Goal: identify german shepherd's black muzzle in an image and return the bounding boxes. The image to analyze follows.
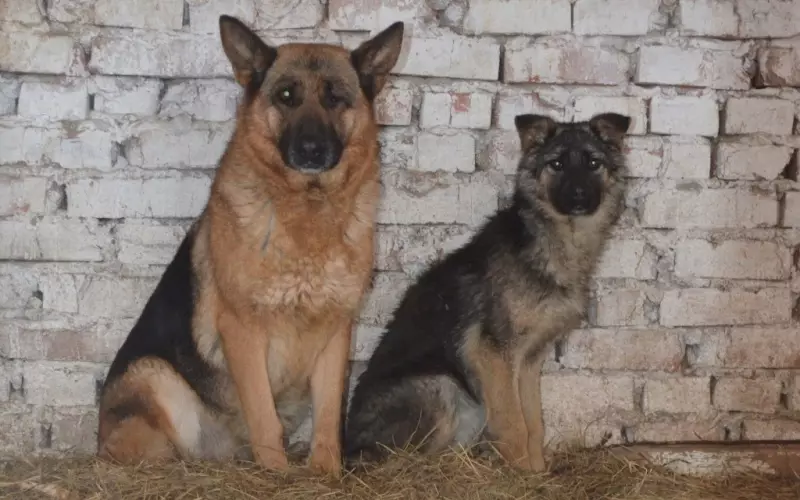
[280,119,343,173]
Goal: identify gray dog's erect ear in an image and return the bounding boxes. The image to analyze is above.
[588,113,631,146]
[350,22,405,101]
[514,114,557,151]
[219,15,277,88]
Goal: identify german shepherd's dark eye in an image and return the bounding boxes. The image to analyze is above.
[322,81,346,109]
[548,160,563,172]
[275,86,298,107]
[588,159,602,170]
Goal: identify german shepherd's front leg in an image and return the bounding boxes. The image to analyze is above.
[465,338,530,469]
[218,311,289,471]
[308,318,353,477]
[517,350,548,472]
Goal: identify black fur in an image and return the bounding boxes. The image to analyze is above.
[344,113,631,465]
[101,227,222,414]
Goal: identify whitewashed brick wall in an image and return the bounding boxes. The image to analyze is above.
[1,0,799,457]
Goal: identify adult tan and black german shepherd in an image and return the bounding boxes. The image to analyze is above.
[96,15,405,476]
[345,112,631,472]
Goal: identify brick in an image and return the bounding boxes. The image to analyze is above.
[744,420,800,440]
[415,132,475,173]
[0,75,20,115]
[561,329,683,371]
[52,128,117,170]
[463,0,570,35]
[635,417,725,442]
[2,319,130,362]
[758,46,800,87]
[574,0,663,35]
[117,223,186,265]
[67,176,212,218]
[737,0,800,38]
[650,96,719,136]
[662,142,711,179]
[374,89,413,126]
[573,97,647,135]
[641,188,778,229]
[660,288,792,327]
[716,143,792,181]
[18,81,87,120]
[39,274,79,313]
[0,220,104,262]
[0,177,48,216]
[47,0,95,23]
[89,33,228,78]
[504,45,629,85]
[78,277,156,318]
[0,125,115,170]
[328,0,432,31]
[420,92,492,130]
[542,374,635,446]
[378,128,416,169]
[396,36,500,81]
[724,98,795,135]
[351,324,382,361]
[187,0,256,33]
[783,192,800,227]
[0,272,39,310]
[596,239,657,279]
[678,0,739,37]
[713,377,782,413]
[360,272,410,325]
[375,225,473,275]
[125,123,233,168]
[593,289,649,327]
[675,240,791,280]
[378,171,498,225]
[0,0,44,23]
[723,328,800,368]
[637,46,750,90]
[95,0,184,30]
[0,409,35,455]
[91,77,163,116]
[477,130,519,175]
[159,80,240,122]
[495,92,568,130]
[49,410,98,452]
[23,362,99,406]
[0,32,74,74]
[623,137,662,178]
[644,378,711,414]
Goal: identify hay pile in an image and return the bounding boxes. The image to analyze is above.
[1,448,798,500]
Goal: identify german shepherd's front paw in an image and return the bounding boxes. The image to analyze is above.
[254,447,291,472]
[308,445,342,478]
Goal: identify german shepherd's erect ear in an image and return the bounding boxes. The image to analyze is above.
[219,15,277,88]
[514,114,558,151]
[588,113,632,148]
[350,22,405,101]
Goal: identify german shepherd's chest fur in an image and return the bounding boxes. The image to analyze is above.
[192,160,379,394]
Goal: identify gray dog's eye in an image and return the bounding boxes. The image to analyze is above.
[589,159,602,170]
[549,160,562,171]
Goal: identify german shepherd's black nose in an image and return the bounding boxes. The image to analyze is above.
[296,136,326,162]
[284,122,343,172]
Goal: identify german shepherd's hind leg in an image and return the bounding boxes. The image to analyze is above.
[97,357,213,464]
[345,375,478,466]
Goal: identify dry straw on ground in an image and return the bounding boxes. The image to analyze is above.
[1,447,798,500]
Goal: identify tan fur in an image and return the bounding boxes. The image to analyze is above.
[97,18,405,477]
